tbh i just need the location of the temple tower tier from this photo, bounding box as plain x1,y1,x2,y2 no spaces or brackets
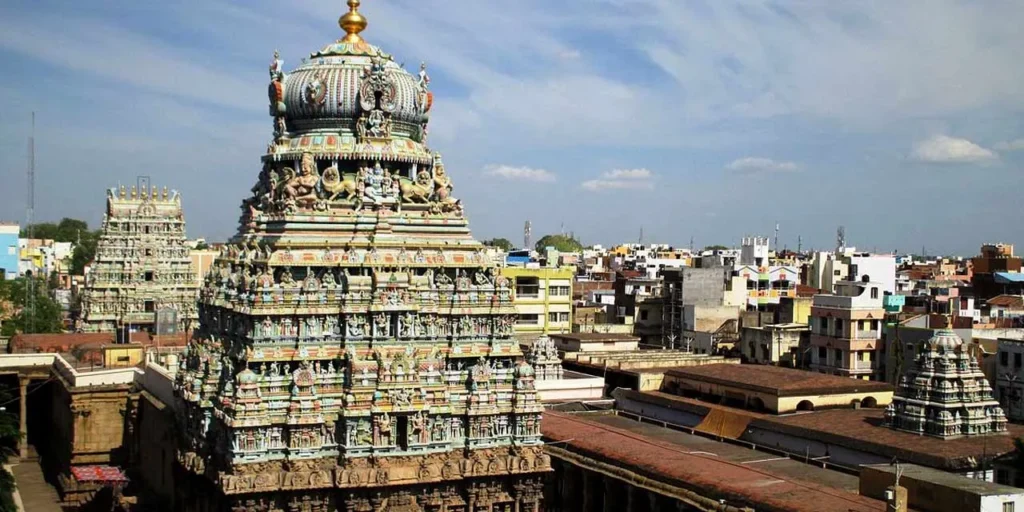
173,2,550,509
80,184,199,333
884,329,1008,438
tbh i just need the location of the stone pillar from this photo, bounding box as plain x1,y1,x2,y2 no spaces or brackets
18,376,28,459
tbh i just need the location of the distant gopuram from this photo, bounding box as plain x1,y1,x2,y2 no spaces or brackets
885,328,1007,438
172,1,549,510
79,184,198,334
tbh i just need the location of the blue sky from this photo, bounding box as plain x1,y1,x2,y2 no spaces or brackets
1,0,1023,255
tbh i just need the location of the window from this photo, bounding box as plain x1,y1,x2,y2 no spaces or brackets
548,286,570,296
835,319,844,336
517,314,539,325
1001,351,1009,367
640,310,649,321
834,348,842,364
117,355,131,363
515,277,540,298
144,300,155,313
1015,353,1021,368
145,248,153,257
144,271,154,282
817,347,827,360
1003,502,1014,512
548,312,569,323
819,317,827,333
871,287,879,299
834,270,841,276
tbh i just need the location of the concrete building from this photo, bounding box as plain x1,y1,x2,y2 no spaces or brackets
740,323,810,366
860,463,1024,512
0,223,17,279
973,243,1024,301
809,280,887,380
501,265,574,336
549,332,639,353
996,338,1024,421
188,247,218,286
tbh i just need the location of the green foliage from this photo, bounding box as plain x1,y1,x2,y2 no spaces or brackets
703,244,730,251
482,238,514,251
0,384,21,511
194,241,210,250
70,231,100,276
534,234,583,253
0,277,64,336
21,218,99,275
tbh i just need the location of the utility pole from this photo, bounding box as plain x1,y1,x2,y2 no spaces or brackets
523,220,531,250
26,112,36,334
798,235,802,254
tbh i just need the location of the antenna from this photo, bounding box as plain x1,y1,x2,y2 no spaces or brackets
689,236,694,253
836,226,846,254
26,112,35,334
774,222,779,252
523,220,532,250
798,235,803,254
638,226,644,246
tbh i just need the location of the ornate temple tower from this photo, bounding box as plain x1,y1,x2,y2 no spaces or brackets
884,329,1008,438
80,185,198,333
173,2,549,510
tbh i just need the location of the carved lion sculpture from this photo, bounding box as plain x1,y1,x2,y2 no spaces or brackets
398,177,432,203
320,165,358,201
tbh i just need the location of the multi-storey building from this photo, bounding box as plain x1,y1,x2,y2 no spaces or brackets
0,223,19,279
500,266,574,337
79,186,199,334
173,3,548,509
808,280,886,380
996,338,1024,422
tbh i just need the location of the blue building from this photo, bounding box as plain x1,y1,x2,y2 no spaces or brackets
0,223,18,279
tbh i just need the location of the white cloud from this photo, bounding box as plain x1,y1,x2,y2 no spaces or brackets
581,179,654,191
581,168,655,191
910,135,997,163
725,157,799,173
484,165,556,182
602,168,652,179
994,138,1024,151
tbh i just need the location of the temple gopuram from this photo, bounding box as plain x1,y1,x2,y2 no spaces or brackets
884,328,1008,438
173,1,549,510
79,185,199,333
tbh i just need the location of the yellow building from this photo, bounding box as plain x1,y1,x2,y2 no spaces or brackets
501,266,574,336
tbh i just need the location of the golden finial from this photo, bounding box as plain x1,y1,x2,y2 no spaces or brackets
339,0,367,43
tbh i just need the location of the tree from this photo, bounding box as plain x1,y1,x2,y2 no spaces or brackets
70,230,100,275
0,277,64,336
0,384,20,512
21,218,99,275
482,238,514,251
534,234,583,253
703,244,730,251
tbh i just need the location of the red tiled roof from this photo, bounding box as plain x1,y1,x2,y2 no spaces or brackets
541,411,883,512
666,364,892,397
756,408,1023,470
987,295,1024,308
8,333,113,353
